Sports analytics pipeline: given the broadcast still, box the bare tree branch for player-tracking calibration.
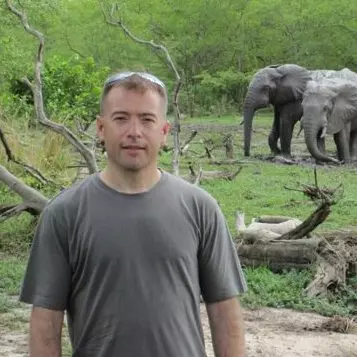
[193,167,203,186]
[0,127,59,187]
[0,126,13,161]
[0,163,49,221]
[100,1,182,175]
[5,0,98,174]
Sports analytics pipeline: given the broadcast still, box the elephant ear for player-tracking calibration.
[276,64,310,101]
[328,83,357,135]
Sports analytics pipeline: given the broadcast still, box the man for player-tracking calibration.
[19,71,248,357]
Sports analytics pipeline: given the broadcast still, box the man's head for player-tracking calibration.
[96,72,170,173]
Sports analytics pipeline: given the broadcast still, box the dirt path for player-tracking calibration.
[201,305,357,357]
[1,303,356,357]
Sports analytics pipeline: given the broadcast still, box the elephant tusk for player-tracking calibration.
[320,127,327,138]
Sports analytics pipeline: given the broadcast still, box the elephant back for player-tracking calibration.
[309,68,357,83]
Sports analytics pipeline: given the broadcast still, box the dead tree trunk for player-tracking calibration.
[0,164,48,221]
[223,134,234,159]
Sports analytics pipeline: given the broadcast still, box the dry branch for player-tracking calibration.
[284,166,343,205]
[223,134,234,159]
[0,127,59,187]
[184,165,243,183]
[100,2,182,175]
[204,145,214,159]
[0,164,49,221]
[193,168,203,186]
[5,0,98,174]
[161,130,197,154]
[209,159,252,165]
[276,201,331,241]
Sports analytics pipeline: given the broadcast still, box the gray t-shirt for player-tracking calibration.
[19,170,247,357]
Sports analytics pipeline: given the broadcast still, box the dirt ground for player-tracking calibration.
[1,302,356,357]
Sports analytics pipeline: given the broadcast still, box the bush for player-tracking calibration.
[189,68,253,116]
[42,55,111,125]
[6,55,111,126]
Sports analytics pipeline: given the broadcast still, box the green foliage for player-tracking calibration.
[42,55,111,124]
[5,55,111,124]
[0,255,26,313]
[192,69,253,115]
[240,266,356,316]
[2,0,357,117]
[0,257,26,295]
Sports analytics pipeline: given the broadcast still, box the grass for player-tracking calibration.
[1,110,357,335]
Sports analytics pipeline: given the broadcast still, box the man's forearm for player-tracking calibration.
[206,297,245,357]
[29,307,64,357]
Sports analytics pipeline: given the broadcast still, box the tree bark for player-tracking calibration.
[238,237,322,271]
[223,134,234,159]
[0,164,49,220]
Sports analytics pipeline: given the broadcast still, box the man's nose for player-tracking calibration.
[127,118,142,136]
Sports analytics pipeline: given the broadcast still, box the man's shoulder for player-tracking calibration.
[162,170,220,208]
[44,174,96,215]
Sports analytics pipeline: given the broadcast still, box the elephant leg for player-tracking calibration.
[349,130,357,161]
[334,130,350,163]
[268,107,281,155]
[279,101,303,156]
[279,117,294,156]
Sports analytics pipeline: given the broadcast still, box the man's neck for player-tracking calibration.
[100,164,162,194]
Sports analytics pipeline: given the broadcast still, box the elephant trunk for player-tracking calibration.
[243,106,256,157]
[303,118,340,164]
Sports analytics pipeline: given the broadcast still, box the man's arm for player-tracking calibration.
[29,306,64,357]
[206,297,245,357]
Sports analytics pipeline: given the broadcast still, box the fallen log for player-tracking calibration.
[183,166,243,183]
[237,230,357,297]
[253,215,298,224]
[303,230,357,297]
[237,236,322,271]
[235,168,354,297]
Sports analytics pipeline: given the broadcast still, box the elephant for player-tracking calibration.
[243,64,311,157]
[300,77,357,164]
[242,64,357,158]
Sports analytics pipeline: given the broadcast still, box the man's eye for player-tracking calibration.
[114,117,126,121]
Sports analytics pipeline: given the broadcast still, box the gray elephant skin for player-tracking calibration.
[301,76,357,164]
[242,64,357,158]
[243,64,310,157]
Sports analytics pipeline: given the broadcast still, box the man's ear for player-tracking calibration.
[96,115,104,140]
[162,121,171,134]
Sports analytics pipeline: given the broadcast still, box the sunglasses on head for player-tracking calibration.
[104,71,166,89]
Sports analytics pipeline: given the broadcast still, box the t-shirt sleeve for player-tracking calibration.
[197,195,248,303]
[19,204,71,311]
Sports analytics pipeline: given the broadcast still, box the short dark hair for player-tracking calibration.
[99,72,168,115]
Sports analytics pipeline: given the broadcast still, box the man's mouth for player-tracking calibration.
[122,145,145,150]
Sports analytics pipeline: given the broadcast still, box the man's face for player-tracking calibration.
[96,86,170,172]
